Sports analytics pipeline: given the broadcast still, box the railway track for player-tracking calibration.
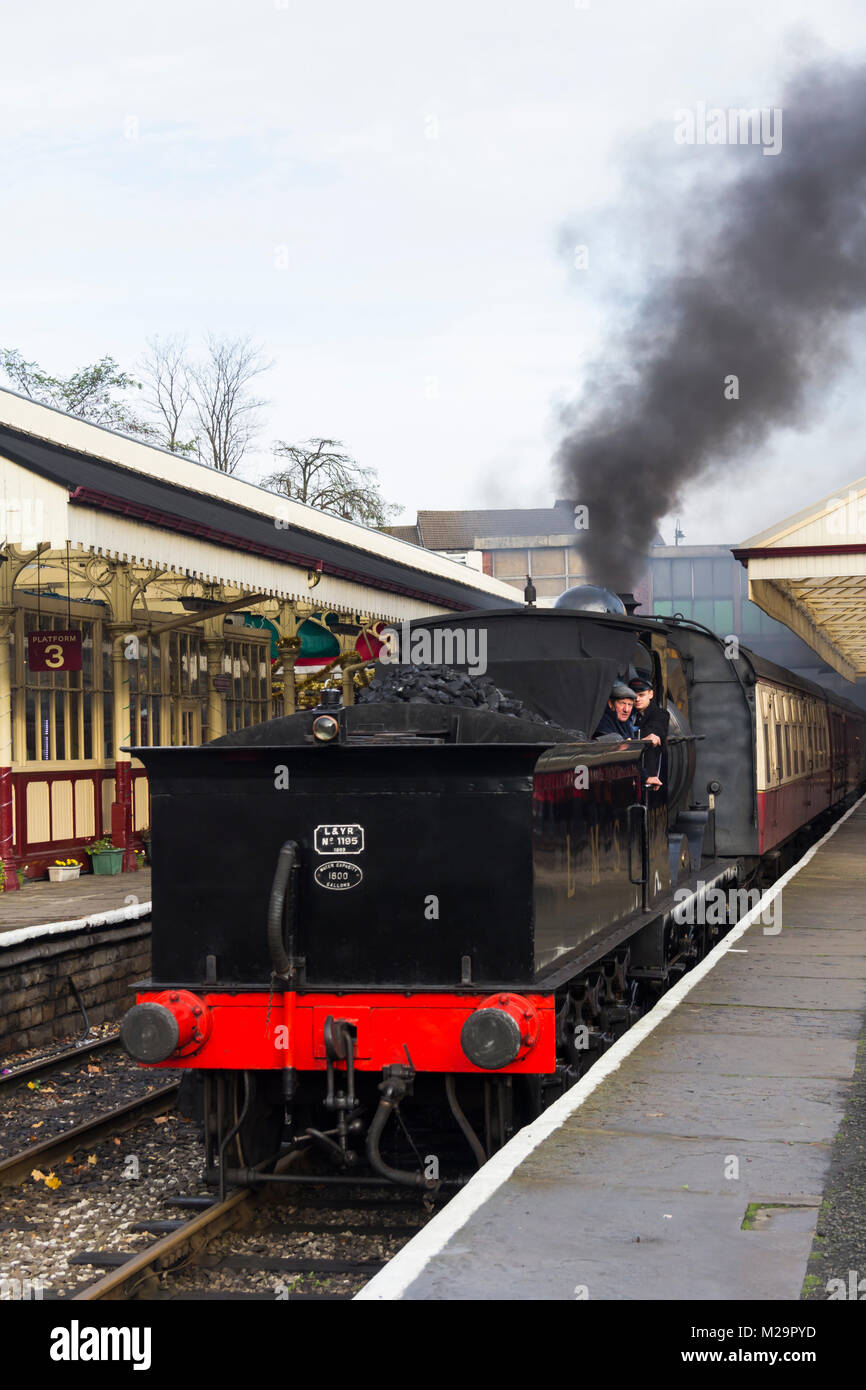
[0,1034,180,1189]
[66,1167,438,1301]
[0,1083,180,1189]
[0,1033,121,1092]
[0,1036,439,1300]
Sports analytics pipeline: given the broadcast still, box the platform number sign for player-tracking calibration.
[27,630,83,673]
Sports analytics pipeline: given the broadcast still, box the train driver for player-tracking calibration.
[593,682,639,740]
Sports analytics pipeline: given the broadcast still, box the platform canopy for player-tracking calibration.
[733,477,866,682]
[0,387,520,625]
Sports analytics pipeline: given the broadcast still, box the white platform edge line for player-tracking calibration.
[356,791,866,1300]
[0,901,152,950]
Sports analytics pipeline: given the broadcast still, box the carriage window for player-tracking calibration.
[764,723,770,787]
[775,725,783,781]
[784,726,791,778]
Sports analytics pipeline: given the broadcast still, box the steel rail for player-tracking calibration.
[0,1035,121,1092]
[0,1082,180,1188]
[72,1152,307,1302]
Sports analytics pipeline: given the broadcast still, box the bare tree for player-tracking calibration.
[188,335,270,474]
[138,335,197,454]
[264,438,399,526]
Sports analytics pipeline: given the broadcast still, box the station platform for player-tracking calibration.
[0,868,151,941]
[359,797,866,1301]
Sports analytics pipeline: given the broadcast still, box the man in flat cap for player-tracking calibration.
[593,681,639,740]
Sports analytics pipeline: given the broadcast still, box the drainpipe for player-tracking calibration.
[109,628,136,871]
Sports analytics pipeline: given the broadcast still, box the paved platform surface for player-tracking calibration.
[361,799,866,1300]
[0,869,151,935]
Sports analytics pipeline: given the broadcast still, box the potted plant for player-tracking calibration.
[87,836,124,876]
[140,828,152,864]
[0,863,29,891]
[48,857,81,883]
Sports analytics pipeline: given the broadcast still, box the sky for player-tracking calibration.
[3,0,866,546]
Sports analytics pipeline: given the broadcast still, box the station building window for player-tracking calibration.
[223,636,271,734]
[672,558,692,595]
[13,604,272,763]
[490,545,584,599]
[128,636,164,749]
[491,550,528,580]
[653,560,672,598]
[21,610,97,764]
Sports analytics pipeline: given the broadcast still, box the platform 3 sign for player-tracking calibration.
[27,630,83,672]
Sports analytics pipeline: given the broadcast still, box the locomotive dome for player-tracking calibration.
[553,583,626,614]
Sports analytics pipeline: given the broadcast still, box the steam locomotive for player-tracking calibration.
[120,587,866,1192]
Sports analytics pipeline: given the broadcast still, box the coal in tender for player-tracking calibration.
[357,663,562,729]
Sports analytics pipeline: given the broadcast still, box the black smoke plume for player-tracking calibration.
[555,61,866,590]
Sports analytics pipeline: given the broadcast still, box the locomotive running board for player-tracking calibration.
[533,858,741,993]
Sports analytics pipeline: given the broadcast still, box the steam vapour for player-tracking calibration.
[556,62,866,591]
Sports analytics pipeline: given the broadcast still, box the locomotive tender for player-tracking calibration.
[120,589,866,1191]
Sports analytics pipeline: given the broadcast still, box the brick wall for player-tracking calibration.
[0,921,152,1053]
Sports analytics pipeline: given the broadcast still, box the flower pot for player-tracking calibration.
[90,849,124,876]
[48,866,81,883]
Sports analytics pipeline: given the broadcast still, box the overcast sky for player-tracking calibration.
[3,1,866,546]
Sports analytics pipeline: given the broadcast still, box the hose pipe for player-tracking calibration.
[445,1074,487,1169]
[267,840,298,978]
[366,1080,439,1191]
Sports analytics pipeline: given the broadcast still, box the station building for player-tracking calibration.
[387,500,594,603]
[0,391,517,885]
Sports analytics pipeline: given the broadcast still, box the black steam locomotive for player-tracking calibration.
[120,588,866,1191]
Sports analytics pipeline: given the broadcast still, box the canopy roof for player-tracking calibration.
[0,388,519,622]
[734,477,866,682]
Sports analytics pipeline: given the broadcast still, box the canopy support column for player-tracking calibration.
[0,604,19,889]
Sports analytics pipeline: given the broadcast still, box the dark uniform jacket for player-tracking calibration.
[593,708,638,740]
[635,701,670,742]
[635,700,670,781]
